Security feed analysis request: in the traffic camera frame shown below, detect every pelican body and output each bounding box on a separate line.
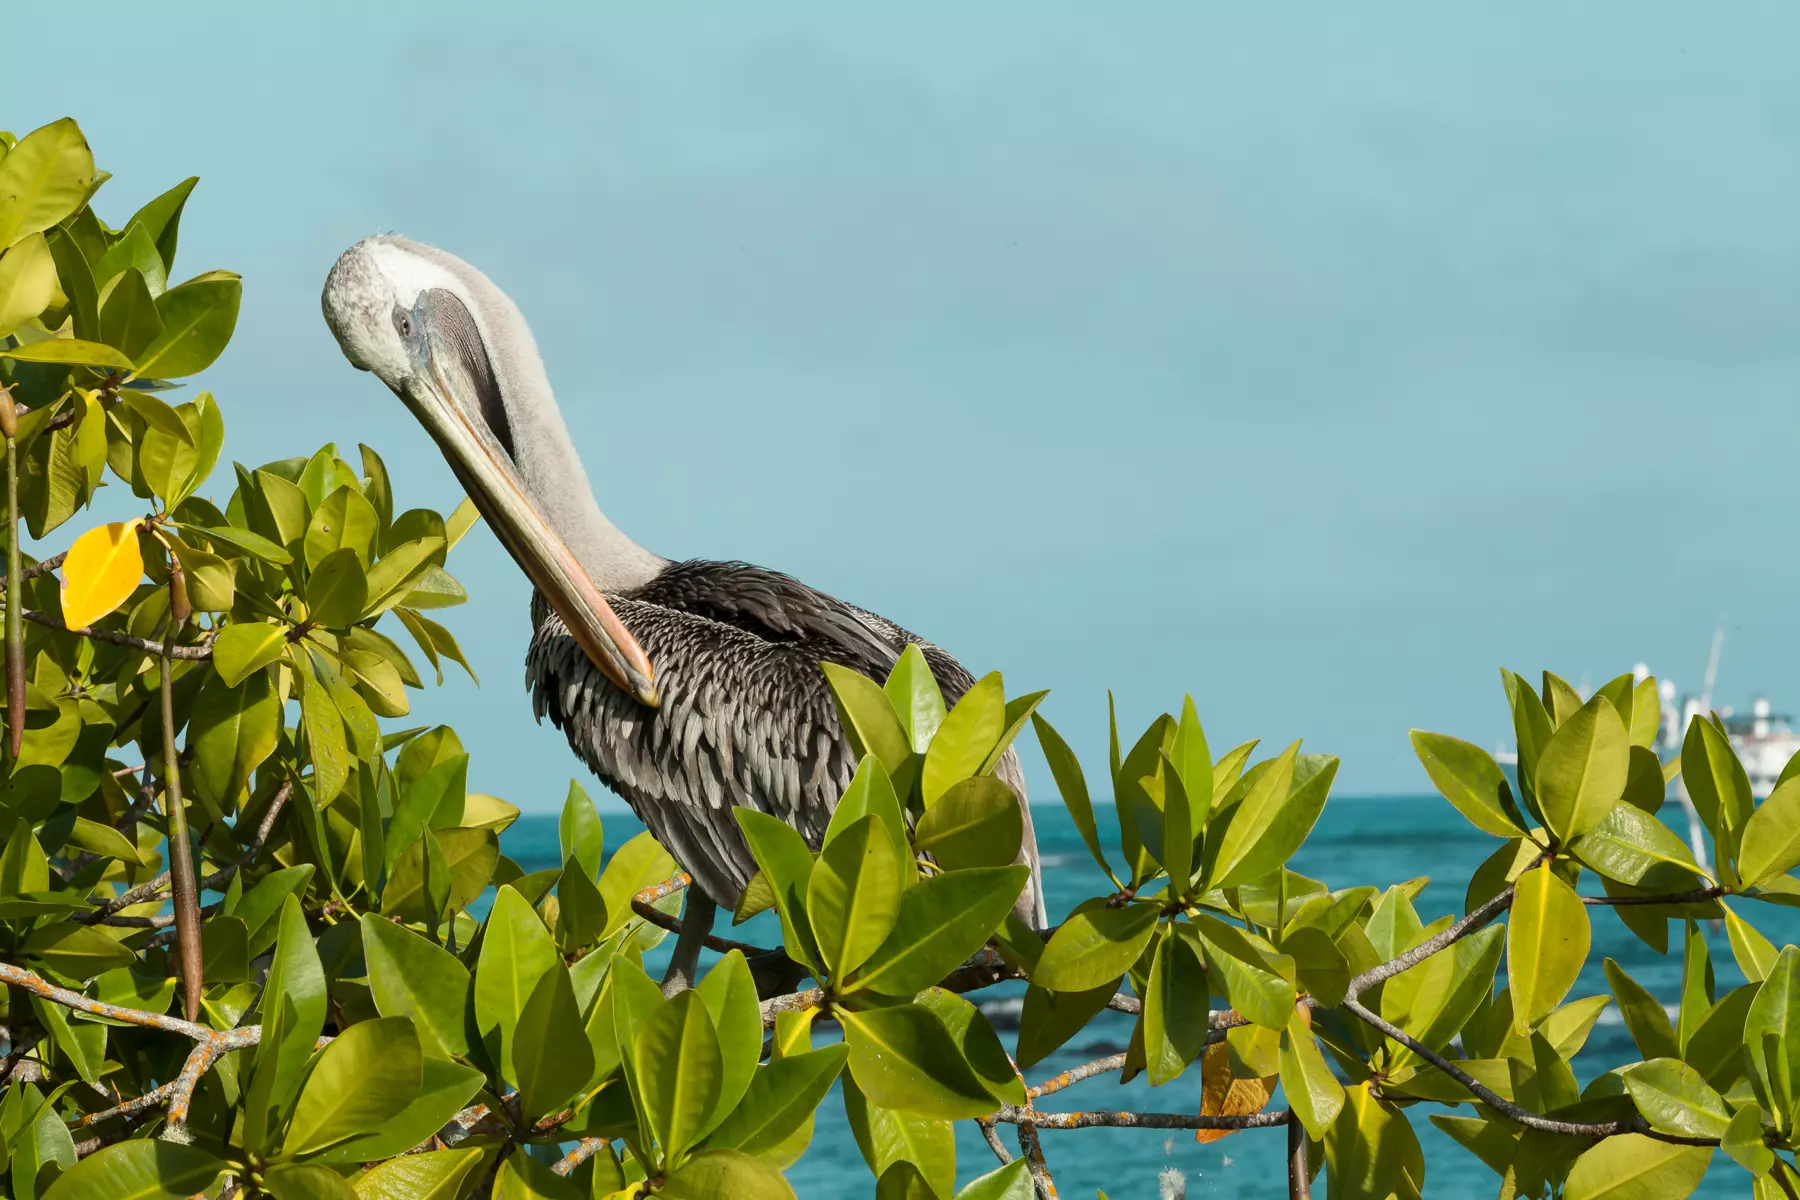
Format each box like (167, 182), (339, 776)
(321, 236), (1046, 933)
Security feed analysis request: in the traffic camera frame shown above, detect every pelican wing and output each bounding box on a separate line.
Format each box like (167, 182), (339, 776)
(525, 559), (1045, 924)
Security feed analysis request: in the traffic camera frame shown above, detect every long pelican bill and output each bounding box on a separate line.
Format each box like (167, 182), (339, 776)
(412, 359), (661, 708)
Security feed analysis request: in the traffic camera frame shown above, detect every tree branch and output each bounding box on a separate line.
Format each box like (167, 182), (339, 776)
(1028, 1055), (1128, 1100)
(630, 874), (768, 956)
(1337, 996), (1715, 1146)
(22, 610), (215, 659)
(0, 551), (66, 594)
(994, 1106), (1293, 1132)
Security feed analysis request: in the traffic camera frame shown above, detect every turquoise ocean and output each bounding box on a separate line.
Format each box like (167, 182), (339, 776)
(500, 797), (1792, 1199)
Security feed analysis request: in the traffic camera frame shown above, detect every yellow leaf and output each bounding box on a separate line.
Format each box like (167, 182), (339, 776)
(60, 520), (146, 630)
(1195, 1009), (1279, 1144)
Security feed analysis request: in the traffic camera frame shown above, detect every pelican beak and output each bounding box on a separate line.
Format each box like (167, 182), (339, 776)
(406, 363), (660, 708)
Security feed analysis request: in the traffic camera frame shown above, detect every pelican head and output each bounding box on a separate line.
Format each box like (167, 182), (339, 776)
(322, 235), (661, 707)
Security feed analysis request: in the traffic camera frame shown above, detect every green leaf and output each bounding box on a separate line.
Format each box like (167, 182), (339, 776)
(189, 668), (280, 813)
(19, 922), (134, 979)
(1, 337), (134, 369)
(842, 1003), (999, 1119)
(1191, 917), (1297, 1030)
(821, 662), (914, 794)
(841, 1077), (955, 1198)
(0, 233), (57, 339)
(514, 965), (594, 1123)
(695, 950), (762, 1140)
(979, 689), (1048, 776)
(281, 1017), (423, 1158)
(309, 1056), (483, 1165)
(1725, 905), (1780, 983)
(915, 987), (1027, 1106)
(638, 988), (724, 1164)
(701, 1045), (848, 1165)
(1410, 730), (1525, 837)
(133, 271), (240, 379)
(913, 776), (1022, 872)
(1033, 713), (1114, 883)
(212, 622), (289, 688)
(808, 814), (901, 980)
(1683, 715), (1754, 868)
(246, 897), (327, 1153)
(304, 485), (381, 569)
(1507, 863), (1590, 1035)
(1723, 1102), (1774, 1179)
(186, 521), (293, 565)
(1207, 741), (1302, 889)
(597, 829), (678, 938)
(1217, 751), (1336, 891)
(39, 1139), (224, 1200)
(1603, 958), (1680, 1061)
(921, 672), (1004, 807)
(493, 1154), (579, 1200)
(849, 865), (1029, 997)
(348, 1148), (486, 1200)
(96, 224), (167, 296)
(1738, 775), (1800, 888)
(307, 547), (369, 627)
(475, 885), (560, 1088)
(1322, 1084), (1424, 1200)
(1281, 1018), (1346, 1140)
(1569, 803), (1700, 885)
(1033, 901), (1160, 993)
(659, 1150), (797, 1200)
(884, 644), (946, 754)
(362, 541), (447, 615)
(298, 660), (350, 805)
(1561, 1134), (1712, 1200)
(1622, 1057), (1730, 1139)
(1016, 979), (1122, 1069)
(824, 756), (914, 885)
(734, 809), (822, 973)
(1537, 692), (1630, 841)
(558, 780), (605, 879)
(125, 176), (198, 273)
(358, 915), (471, 1058)
(0, 118), (94, 249)
(1746, 946), (1800, 1131)
(1143, 924), (1208, 1085)
(954, 1160), (1032, 1200)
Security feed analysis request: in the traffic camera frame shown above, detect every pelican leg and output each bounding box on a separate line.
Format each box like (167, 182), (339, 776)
(661, 891), (717, 995)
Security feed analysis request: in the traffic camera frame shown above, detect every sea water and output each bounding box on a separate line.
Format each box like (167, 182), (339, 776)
(501, 796), (1789, 1198)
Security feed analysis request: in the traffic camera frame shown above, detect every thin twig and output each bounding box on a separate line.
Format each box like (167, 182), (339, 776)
(1016, 1121), (1058, 1200)
(22, 610), (214, 659)
(1337, 996), (1716, 1146)
(630, 874), (767, 956)
(1029, 1055), (1127, 1100)
(0, 551), (66, 594)
(1288, 1112), (1312, 1200)
(760, 989), (825, 1028)
(1581, 887), (1730, 907)
(82, 781), (294, 921)
(551, 1138), (607, 1177)
(0, 963), (213, 1040)
(994, 1106), (1294, 1132)
(977, 1118), (1015, 1168)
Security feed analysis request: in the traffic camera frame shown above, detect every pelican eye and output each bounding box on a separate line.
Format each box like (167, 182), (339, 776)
(392, 307), (413, 340)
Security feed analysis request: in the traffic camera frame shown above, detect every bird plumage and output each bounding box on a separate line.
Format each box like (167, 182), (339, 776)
(527, 558), (1046, 925)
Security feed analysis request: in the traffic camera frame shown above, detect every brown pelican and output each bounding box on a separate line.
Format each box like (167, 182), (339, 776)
(320, 236), (1045, 986)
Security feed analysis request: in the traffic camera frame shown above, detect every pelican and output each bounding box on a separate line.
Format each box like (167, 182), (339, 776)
(320, 236), (1045, 987)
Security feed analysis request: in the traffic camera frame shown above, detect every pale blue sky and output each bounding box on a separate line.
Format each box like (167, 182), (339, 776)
(12, 3), (1800, 808)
